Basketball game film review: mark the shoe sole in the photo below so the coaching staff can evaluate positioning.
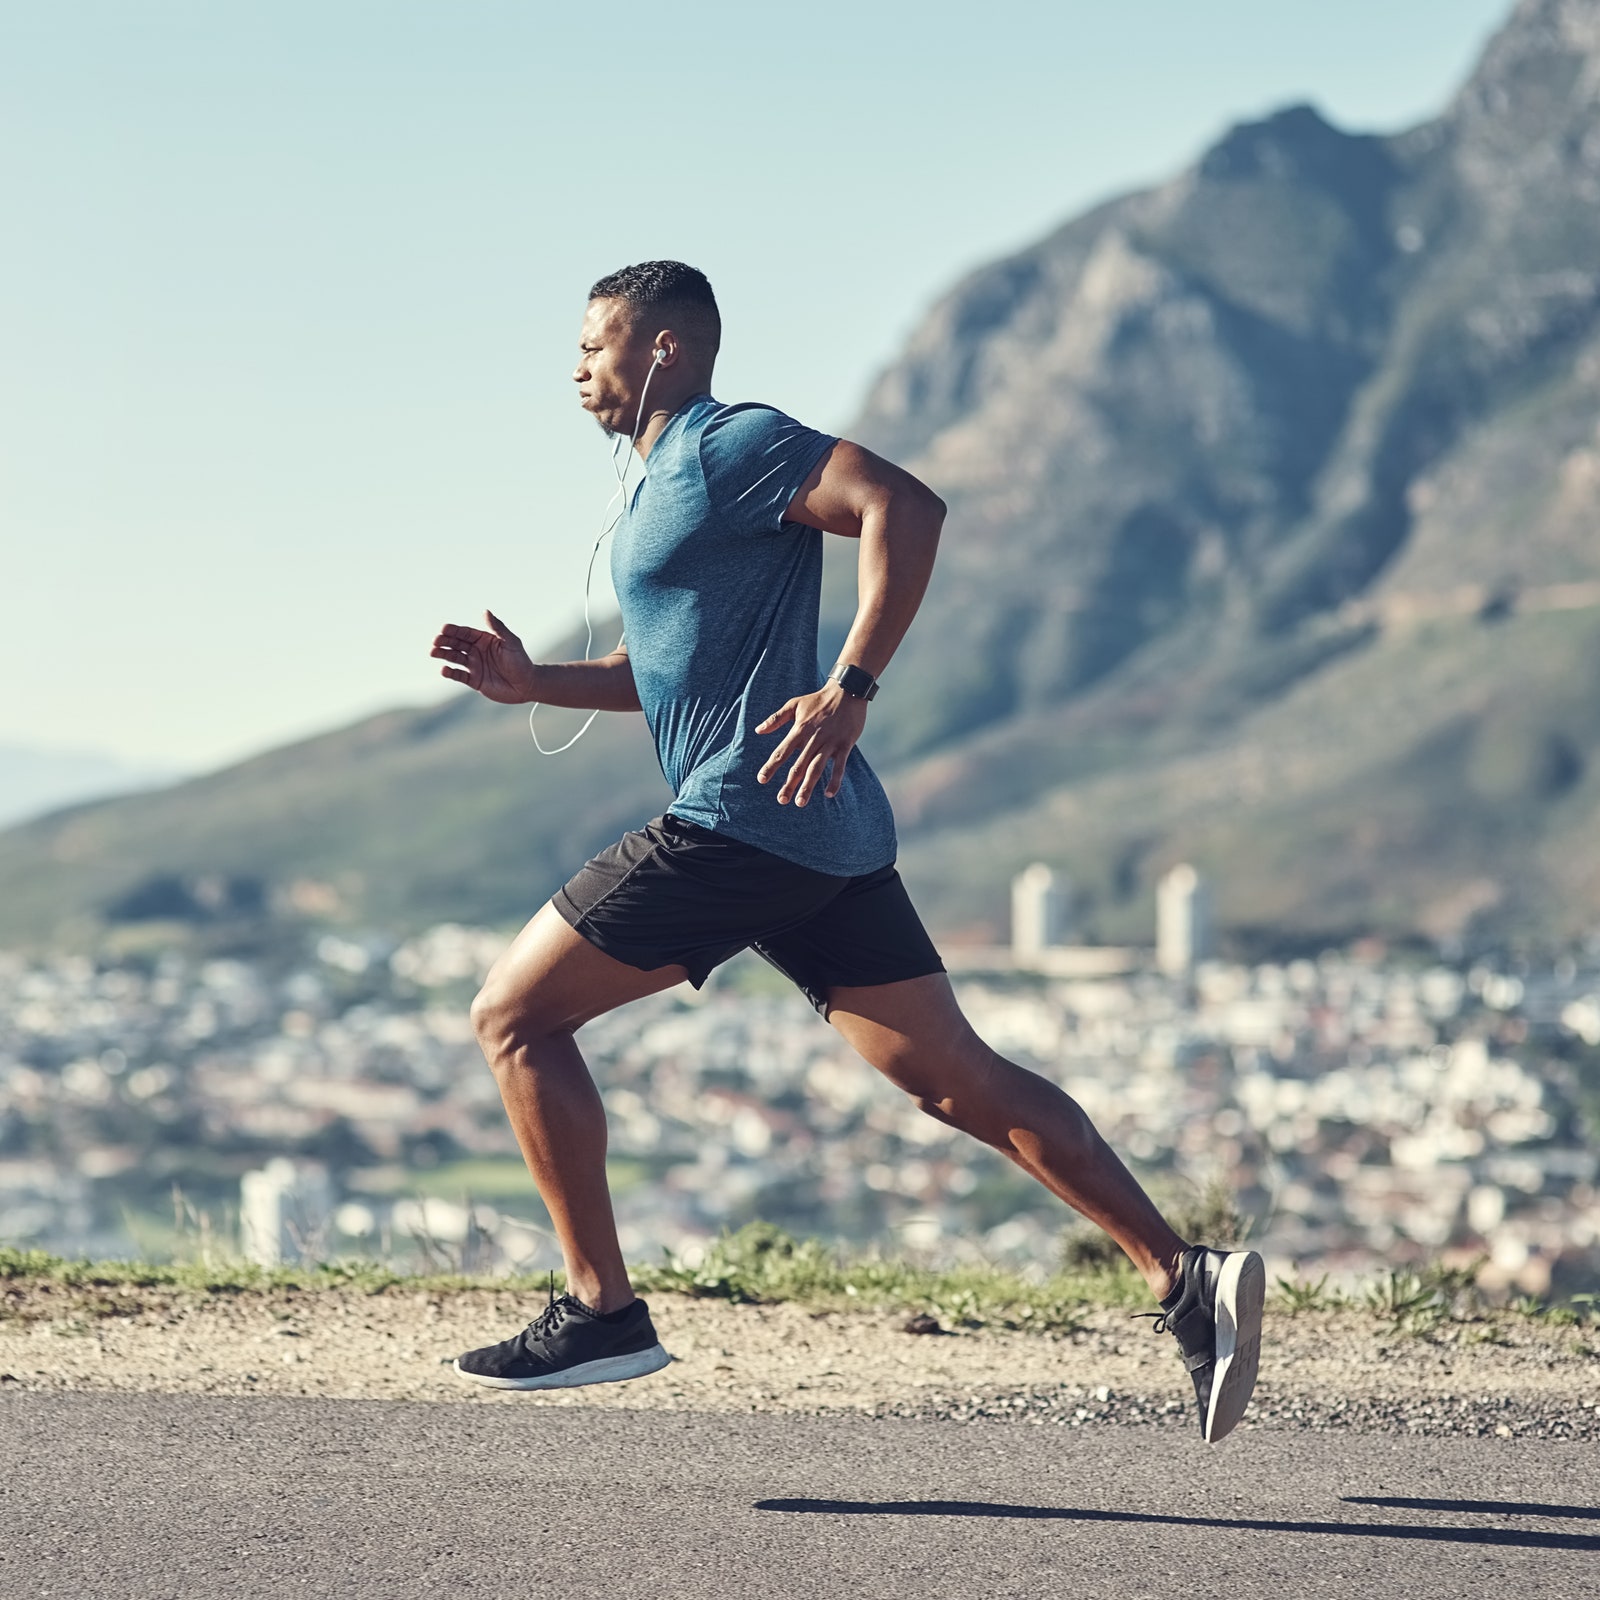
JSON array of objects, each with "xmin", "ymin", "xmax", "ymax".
[
  {"xmin": 453, "ymin": 1342, "xmax": 671, "ymax": 1392},
  {"xmin": 1204, "ymin": 1251, "xmax": 1264, "ymax": 1444}
]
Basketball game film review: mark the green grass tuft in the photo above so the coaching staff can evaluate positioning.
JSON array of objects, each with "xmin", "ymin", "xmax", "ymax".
[
  {"xmin": 0, "ymin": 1245, "xmax": 475, "ymax": 1297},
  {"xmin": 1272, "ymin": 1273, "xmax": 1346, "ymax": 1314},
  {"xmin": 631, "ymin": 1221, "xmax": 1143, "ymax": 1329}
]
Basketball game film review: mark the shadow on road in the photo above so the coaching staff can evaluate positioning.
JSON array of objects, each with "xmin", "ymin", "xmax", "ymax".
[
  {"xmin": 753, "ymin": 1499, "xmax": 1600, "ymax": 1552},
  {"xmin": 1343, "ymin": 1497, "xmax": 1600, "ymax": 1521}
]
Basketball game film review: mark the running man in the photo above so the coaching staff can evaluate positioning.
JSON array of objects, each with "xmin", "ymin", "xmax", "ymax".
[{"xmin": 429, "ymin": 260, "xmax": 1264, "ymax": 1442}]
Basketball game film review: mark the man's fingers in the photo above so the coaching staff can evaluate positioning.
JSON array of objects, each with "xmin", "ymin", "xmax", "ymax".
[
  {"xmin": 758, "ymin": 689, "xmax": 867, "ymax": 798},
  {"xmin": 759, "ymin": 725, "xmax": 806, "ymax": 782},
  {"xmin": 485, "ymin": 609, "xmax": 519, "ymax": 641},
  {"xmin": 440, "ymin": 666, "xmax": 473, "ymax": 686},
  {"xmin": 777, "ymin": 739, "xmax": 822, "ymax": 805},
  {"xmin": 792, "ymin": 751, "xmax": 829, "ymax": 808},
  {"xmin": 755, "ymin": 698, "xmax": 799, "ymax": 736},
  {"xmin": 777, "ymin": 757, "xmax": 810, "ymax": 804},
  {"xmin": 762, "ymin": 721, "xmax": 816, "ymax": 784}
]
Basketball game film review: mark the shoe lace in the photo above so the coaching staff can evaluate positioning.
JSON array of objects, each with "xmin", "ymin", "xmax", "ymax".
[
  {"xmin": 523, "ymin": 1272, "xmax": 572, "ymax": 1344},
  {"xmin": 1131, "ymin": 1310, "xmax": 1170, "ymax": 1335}
]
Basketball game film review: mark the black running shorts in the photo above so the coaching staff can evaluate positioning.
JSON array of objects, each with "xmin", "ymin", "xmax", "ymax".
[{"xmin": 552, "ymin": 814, "xmax": 945, "ymax": 1012}]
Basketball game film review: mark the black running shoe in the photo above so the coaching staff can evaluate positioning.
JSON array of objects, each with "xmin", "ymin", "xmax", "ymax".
[
  {"xmin": 1146, "ymin": 1245, "xmax": 1264, "ymax": 1443},
  {"xmin": 453, "ymin": 1286, "xmax": 670, "ymax": 1392}
]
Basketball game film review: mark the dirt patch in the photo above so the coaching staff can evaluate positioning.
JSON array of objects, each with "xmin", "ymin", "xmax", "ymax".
[{"xmin": 3, "ymin": 1281, "xmax": 1598, "ymax": 1438}]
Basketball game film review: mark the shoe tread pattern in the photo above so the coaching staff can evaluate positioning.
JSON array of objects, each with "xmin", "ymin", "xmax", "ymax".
[{"xmin": 1204, "ymin": 1251, "xmax": 1264, "ymax": 1443}]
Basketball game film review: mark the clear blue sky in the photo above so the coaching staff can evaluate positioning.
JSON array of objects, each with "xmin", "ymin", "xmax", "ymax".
[{"xmin": 3, "ymin": 0, "xmax": 1512, "ymax": 771}]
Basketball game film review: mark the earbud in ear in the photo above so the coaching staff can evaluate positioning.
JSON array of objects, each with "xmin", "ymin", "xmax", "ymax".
[{"xmin": 653, "ymin": 347, "xmax": 668, "ymax": 363}]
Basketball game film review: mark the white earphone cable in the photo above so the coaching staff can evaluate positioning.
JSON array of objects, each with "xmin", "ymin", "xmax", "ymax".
[{"xmin": 527, "ymin": 353, "xmax": 663, "ymax": 755}]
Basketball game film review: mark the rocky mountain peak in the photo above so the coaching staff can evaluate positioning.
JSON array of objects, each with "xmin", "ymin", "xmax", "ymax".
[
  {"xmin": 1195, "ymin": 102, "xmax": 1361, "ymax": 183},
  {"xmin": 1442, "ymin": 0, "xmax": 1600, "ymax": 195}
]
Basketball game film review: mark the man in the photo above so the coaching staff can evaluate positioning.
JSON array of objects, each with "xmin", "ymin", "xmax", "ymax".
[{"xmin": 429, "ymin": 260, "xmax": 1264, "ymax": 1442}]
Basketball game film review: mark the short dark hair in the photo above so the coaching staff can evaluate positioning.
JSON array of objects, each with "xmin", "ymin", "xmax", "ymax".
[{"xmin": 588, "ymin": 260, "xmax": 721, "ymax": 358}]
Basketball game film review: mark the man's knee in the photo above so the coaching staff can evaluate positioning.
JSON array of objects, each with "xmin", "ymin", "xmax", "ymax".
[
  {"xmin": 896, "ymin": 1050, "xmax": 1000, "ymax": 1135},
  {"xmin": 470, "ymin": 980, "xmax": 566, "ymax": 1065},
  {"xmin": 903, "ymin": 1052, "xmax": 1088, "ymax": 1150}
]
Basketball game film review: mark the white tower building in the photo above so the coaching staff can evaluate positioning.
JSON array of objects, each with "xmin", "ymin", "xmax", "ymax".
[
  {"xmin": 1011, "ymin": 863, "xmax": 1070, "ymax": 962},
  {"xmin": 241, "ymin": 1158, "xmax": 333, "ymax": 1266},
  {"xmin": 1156, "ymin": 863, "xmax": 1211, "ymax": 978}
]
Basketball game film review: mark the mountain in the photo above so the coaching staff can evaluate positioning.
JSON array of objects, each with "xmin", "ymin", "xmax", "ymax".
[
  {"xmin": 0, "ymin": 676, "xmax": 668, "ymax": 947},
  {"xmin": 846, "ymin": 0, "xmax": 1600, "ymax": 948},
  {"xmin": 4, "ymin": 0, "xmax": 1599, "ymax": 953}
]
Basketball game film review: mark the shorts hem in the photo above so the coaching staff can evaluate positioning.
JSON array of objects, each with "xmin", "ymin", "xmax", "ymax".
[
  {"xmin": 762, "ymin": 952, "xmax": 947, "ymax": 1015},
  {"xmin": 552, "ymin": 887, "xmax": 728, "ymax": 989}
]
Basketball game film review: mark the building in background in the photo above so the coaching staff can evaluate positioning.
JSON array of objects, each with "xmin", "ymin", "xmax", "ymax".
[
  {"xmin": 947, "ymin": 862, "xmax": 1139, "ymax": 977},
  {"xmin": 1157, "ymin": 864, "xmax": 1211, "ymax": 979},
  {"xmin": 1011, "ymin": 863, "xmax": 1070, "ymax": 962},
  {"xmin": 240, "ymin": 1158, "xmax": 333, "ymax": 1267}
]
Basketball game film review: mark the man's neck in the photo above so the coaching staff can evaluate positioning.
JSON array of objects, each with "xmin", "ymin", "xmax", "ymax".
[{"xmin": 634, "ymin": 385, "xmax": 710, "ymax": 459}]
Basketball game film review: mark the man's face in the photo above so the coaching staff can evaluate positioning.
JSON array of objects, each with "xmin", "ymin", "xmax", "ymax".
[{"xmin": 573, "ymin": 297, "xmax": 653, "ymax": 437}]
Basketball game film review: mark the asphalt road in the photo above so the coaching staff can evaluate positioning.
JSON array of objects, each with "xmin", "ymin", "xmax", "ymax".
[{"xmin": 2, "ymin": 1394, "xmax": 1596, "ymax": 1599}]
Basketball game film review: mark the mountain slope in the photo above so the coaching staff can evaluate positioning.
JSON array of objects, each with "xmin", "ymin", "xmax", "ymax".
[
  {"xmin": 0, "ymin": 690, "xmax": 668, "ymax": 944},
  {"xmin": 843, "ymin": 0, "xmax": 1600, "ymax": 946},
  {"xmin": 4, "ymin": 0, "xmax": 1599, "ymax": 952}
]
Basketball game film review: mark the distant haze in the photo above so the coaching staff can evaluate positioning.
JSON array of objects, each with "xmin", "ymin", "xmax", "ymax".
[{"xmin": 0, "ymin": 744, "xmax": 179, "ymax": 829}]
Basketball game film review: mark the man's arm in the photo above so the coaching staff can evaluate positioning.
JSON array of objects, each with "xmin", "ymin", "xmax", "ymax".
[
  {"xmin": 755, "ymin": 442, "xmax": 945, "ymax": 807},
  {"xmin": 430, "ymin": 611, "xmax": 642, "ymax": 711}
]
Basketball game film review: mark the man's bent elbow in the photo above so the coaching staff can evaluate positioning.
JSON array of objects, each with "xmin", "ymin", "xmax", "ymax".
[
  {"xmin": 877, "ymin": 475, "xmax": 945, "ymax": 535},
  {"xmin": 907, "ymin": 479, "xmax": 946, "ymax": 536}
]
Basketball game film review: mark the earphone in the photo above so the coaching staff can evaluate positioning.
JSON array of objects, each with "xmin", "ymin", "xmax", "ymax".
[{"xmin": 527, "ymin": 350, "xmax": 666, "ymax": 754}]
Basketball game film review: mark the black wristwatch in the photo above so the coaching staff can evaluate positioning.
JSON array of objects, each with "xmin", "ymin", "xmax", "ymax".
[{"xmin": 827, "ymin": 662, "xmax": 879, "ymax": 702}]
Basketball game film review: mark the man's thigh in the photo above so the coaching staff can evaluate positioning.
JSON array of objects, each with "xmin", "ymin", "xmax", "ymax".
[
  {"xmin": 754, "ymin": 863, "xmax": 945, "ymax": 1013},
  {"xmin": 824, "ymin": 972, "xmax": 989, "ymax": 1090},
  {"xmin": 477, "ymin": 902, "xmax": 689, "ymax": 1036}
]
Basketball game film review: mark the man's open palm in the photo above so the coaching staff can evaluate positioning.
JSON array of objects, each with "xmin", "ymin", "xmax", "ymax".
[{"xmin": 430, "ymin": 611, "xmax": 537, "ymax": 704}]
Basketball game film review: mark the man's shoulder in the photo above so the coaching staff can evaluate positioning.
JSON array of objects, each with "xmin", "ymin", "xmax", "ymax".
[
  {"xmin": 693, "ymin": 399, "xmax": 833, "ymax": 469},
  {"xmin": 676, "ymin": 399, "xmax": 837, "ymax": 531},
  {"xmin": 692, "ymin": 398, "xmax": 803, "ymax": 442}
]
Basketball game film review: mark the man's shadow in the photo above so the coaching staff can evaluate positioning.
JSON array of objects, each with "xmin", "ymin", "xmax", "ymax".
[{"xmin": 753, "ymin": 1496, "xmax": 1600, "ymax": 1552}]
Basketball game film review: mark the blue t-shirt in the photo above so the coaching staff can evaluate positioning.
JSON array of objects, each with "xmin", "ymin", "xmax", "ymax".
[{"xmin": 611, "ymin": 394, "xmax": 897, "ymax": 878}]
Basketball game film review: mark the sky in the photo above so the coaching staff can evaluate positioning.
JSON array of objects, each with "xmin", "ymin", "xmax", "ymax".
[{"xmin": 3, "ymin": 0, "xmax": 1513, "ymax": 775}]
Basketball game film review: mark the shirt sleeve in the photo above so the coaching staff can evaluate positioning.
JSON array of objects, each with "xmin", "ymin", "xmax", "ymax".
[{"xmin": 697, "ymin": 404, "xmax": 837, "ymax": 535}]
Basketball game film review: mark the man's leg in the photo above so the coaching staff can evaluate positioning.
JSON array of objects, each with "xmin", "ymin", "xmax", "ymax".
[
  {"xmin": 470, "ymin": 902, "xmax": 688, "ymax": 1311},
  {"xmin": 824, "ymin": 972, "xmax": 1188, "ymax": 1301}
]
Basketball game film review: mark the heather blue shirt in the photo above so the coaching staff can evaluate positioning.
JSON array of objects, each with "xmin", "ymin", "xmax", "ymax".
[{"xmin": 611, "ymin": 394, "xmax": 897, "ymax": 877}]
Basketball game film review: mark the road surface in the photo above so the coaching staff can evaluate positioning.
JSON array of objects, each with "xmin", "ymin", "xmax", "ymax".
[{"xmin": 2, "ymin": 1394, "xmax": 1595, "ymax": 1598}]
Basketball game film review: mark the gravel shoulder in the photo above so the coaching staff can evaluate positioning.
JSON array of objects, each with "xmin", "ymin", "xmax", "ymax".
[{"xmin": 4, "ymin": 1278, "xmax": 1599, "ymax": 1439}]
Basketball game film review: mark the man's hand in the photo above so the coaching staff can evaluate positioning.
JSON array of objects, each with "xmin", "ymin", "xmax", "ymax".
[
  {"xmin": 756, "ymin": 685, "xmax": 869, "ymax": 806},
  {"xmin": 430, "ymin": 611, "xmax": 538, "ymax": 704}
]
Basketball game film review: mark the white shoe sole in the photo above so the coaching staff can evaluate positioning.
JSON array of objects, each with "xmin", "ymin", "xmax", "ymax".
[
  {"xmin": 453, "ymin": 1342, "xmax": 671, "ymax": 1392},
  {"xmin": 1204, "ymin": 1251, "xmax": 1264, "ymax": 1444}
]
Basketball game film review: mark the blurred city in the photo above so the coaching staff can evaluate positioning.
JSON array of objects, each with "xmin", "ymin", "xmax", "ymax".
[{"xmin": 5, "ymin": 861, "xmax": 1598, "ymax": 1298}]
